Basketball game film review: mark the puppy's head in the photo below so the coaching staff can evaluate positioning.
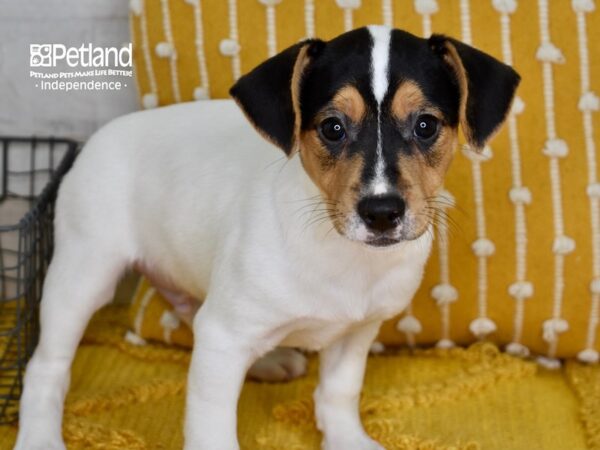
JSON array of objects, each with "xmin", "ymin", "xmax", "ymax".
[{"xmin": 230, "ymin": 26, "xmax": 520, "ymax": 248}]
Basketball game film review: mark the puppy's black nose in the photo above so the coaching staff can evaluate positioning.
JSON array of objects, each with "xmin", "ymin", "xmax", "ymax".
[{"xmin": 357, "ymin": 195, "xmax": 406, "ymax": 232}]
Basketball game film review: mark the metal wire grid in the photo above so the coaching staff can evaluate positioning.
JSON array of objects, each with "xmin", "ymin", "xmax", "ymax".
[{"xmin": 0, "ymin": 137, "xmax": 78, "ymax": 424}]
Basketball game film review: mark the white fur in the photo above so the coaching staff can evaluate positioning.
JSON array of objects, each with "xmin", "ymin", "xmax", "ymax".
[
  {"xmin": 368, "ymin": 25, "xmax": 391, "ymax": 104},
  {"xmin": 14, "ymin": 99, "xmax": 432, "ymax": 450},
  {"xmin": 367, "ymin": 25, "xmax": 392, "ymax": 196}
]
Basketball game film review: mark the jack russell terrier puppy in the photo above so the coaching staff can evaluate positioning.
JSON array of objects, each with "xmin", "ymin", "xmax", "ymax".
[{"xmin": 15, "ymin": 26, "xmax": 519, "ymax": 450}]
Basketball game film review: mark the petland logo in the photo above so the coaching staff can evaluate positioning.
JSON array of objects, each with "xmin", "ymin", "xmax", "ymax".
[
  {"xmin": 30, "ymin": 44, "xmax": 132, "ymax": 68},
  {"xmin": 30, "ymin": 43, "xmax": 133, "ymax": 92}
]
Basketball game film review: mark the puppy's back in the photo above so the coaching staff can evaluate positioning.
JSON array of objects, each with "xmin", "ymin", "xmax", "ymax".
[{"xmin": 53, "ymin": 100, "xmax": 282, "ymax": 285}]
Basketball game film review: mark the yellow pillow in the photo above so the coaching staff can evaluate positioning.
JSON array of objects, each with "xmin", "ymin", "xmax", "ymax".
[
  {"xmin": 129, "ymin": 278, "xmax": 193, "ymax": 348},
  {"xmin": 128, "ymin": 0, "xmax": 600, "ymax": 363}
]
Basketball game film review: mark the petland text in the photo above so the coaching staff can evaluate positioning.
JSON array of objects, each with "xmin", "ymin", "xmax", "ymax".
[{"xmin": 30, "ymin": 44, "xmax": 132, "ymax": 68}]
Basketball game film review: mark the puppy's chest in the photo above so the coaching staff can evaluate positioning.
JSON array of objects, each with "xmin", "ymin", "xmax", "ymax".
[{"xmin": 278, "ymin": 261, "xmax": 422, "ymax": 350}]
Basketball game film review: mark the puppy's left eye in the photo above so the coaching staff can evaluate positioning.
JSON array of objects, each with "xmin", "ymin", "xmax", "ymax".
[
  {"xmin": 413, "ymin": 114, "xmax": 439, "ymax": 140},
  {"xmin": 320, "ymin": 118, "xmax": 346, "ymax": 142}
]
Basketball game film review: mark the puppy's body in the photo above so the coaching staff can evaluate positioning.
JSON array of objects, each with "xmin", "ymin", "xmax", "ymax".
[
  {"xmin": 15, "ymin": 26, "xmax": 519, "ymax": 450},
  {"xmin": 66, "ymin": 98, "xmax": 430, "ymax": 347}
]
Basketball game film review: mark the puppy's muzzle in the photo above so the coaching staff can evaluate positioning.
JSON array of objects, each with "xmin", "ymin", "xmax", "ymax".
[{"xmin": 357, "ymin": 194, "xmax": 406, "ymax": 233}]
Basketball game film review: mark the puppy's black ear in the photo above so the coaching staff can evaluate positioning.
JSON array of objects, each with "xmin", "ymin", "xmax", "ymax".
[
  {"xmin": 429, "ymin": 34, "xmax": 520, "ymax": 150},
  {"xmin": 230, "ymin": 39, "xmax": 325, "ymax": 155}
]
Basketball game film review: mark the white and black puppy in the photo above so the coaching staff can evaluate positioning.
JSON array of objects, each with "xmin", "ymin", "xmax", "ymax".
[{"xmin": 15, "ymin": 26, "xmax": 519, "ymax": 450}]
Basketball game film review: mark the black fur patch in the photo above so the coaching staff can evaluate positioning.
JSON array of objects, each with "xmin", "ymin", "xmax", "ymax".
[
  {"xmin": 229, "ymin": 39, "xmax": 323, "ymax": 154},
  {"xmin": 230, "ymin": 27, "xmax": 520, "ymax": 176},
  {"xmin": 428, "ymin": 34, "xmax": 521, "ymax": 148}
]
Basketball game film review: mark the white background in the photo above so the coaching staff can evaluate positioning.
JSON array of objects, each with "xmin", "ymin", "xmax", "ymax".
[{"xmin": 0, "ymin": 0, "xmax": 139, "ymax": 141}]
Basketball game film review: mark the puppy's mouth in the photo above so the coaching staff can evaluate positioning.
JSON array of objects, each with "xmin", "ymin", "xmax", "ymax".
[
  {"xmin": 334, "ymin": 208, "xmax": 431, "ymax": 247},
  {"xmin": 364, "ymin": 236, "xmax": 401, "ymax": 247}
]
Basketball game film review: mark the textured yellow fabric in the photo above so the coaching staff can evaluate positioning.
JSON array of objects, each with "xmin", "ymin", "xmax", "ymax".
[
  {"xmin": 129, "ymin": 278, "xmax": 194, "ymax": 347},
  {"xmin": 1, "ymin": 305, "xmax": 598, "ymax": 449},
  {"xmin": 129, "ymin": 0, "xmax": 600, "ymax": 359}
]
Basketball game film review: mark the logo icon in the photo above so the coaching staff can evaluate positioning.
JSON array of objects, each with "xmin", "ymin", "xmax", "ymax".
[{"xmin": 30, "ymin": 44, "xmax": 52, "ymax": 67}]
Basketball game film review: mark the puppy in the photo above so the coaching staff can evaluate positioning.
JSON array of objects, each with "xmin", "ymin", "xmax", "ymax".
[{"xmin": 15, "ymin": 26, "xmax": 519, "ymax": 450}]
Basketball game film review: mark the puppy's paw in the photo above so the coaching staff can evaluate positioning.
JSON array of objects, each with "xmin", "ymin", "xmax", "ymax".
[
  {"xmin": 323, "ymin": 434, "xmax": 385, "ymax": 450},
  {"xmin": 13, "ymin": 434, "xmax": 66, "ymax": 450},
  {"xmin": 247, "ymin": 347, "xmax": 307, "ymax": 382}
]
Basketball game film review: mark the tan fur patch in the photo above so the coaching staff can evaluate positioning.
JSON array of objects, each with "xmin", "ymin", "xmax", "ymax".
[
  {"xmin": 396, "ymin": 127, "xmax": 457, "ymax": 236},
  {"xmin": 330, "ymin": 85, "xmax": 366, "ymax": 124},
  {"xmin": 440, "ymin": 42, "xmax": 474, "ymax": 149},
  {"xmin": 299, "ymin": 129, "xmax": 363, "ymax": 233},
  {"xmin": 389, "ymin": 79, "xmax": 458, "ymax": 236},
  {"xmin": 291, "ymin": 44, "xmax": 312, "ymax": 149},
  {"xmin": 297, "ymin": 85, "xmax": 369, "ymax": 232},
  {"xmin": 391, "ymin": 80, "xmax": 427, "ymax": 120}
]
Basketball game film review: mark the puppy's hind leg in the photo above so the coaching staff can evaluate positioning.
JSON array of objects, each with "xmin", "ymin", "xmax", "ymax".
[
  {"xmin": 247, "ymin": 347, "xmax": 307, "ymax": 382},
  {"xmin": 14, "ymin": 241, "xmax": 127, "ymax": 450}
]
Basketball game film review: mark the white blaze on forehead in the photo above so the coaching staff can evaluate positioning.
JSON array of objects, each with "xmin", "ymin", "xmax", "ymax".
[
  {"xmin": 368, "ymin": 25, "xmax": 392, "ymax": 104},
  {"xmin": 367, "ymin": 25, "xmax": 392, "ymax": 195}
]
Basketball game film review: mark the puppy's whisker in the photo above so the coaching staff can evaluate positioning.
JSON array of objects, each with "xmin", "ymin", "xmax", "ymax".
[{"xmin": 418, "ymin": 208, "xmax": 464, "ymax": 241}]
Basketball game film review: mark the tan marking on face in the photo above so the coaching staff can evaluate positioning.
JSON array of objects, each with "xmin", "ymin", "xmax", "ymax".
[
  {"xmin": 391, "ymin": 80, "xmax": 427, "ymax": 120},
  {"xmin": 441, "ymin": 42, "xmax": 475, "ymax": 149},
  {"xmin": 330, "ymin": 85, "xmax": 366, "ymax": 124},
  {"xmin": 397, "ymin": 127, "xmax": 457, "ymax": 237},
  {"xmin": 387, "ymin": 79, "xmax": 458, "ymax": 237},
  {"xmin": 299, "ymin": 128, "xmax": 364, "ymax": 234},
  {"xmin": 297, "ymin": 85, "xmax": 369, "ymax": 234},
  {"xmin": 290, "ymin": 44, "xmax": 312, "ymax": 147}
]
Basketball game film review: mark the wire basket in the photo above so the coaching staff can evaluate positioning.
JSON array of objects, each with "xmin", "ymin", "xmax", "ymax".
[{"xmin": 0, "ymin": 137, "xmax": 78, "ymax": 424}]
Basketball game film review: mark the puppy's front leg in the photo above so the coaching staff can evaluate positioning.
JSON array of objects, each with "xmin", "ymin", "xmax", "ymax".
[
  {"xmin": 314, "ymin": 321, "xmax": 384, "ymax": 450},
  {"xmin": 184, "ymin": 308, "xmax": 272, "ymax": 450}
]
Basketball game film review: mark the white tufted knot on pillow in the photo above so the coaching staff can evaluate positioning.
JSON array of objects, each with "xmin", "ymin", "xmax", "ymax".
[
  {"xmin": 436, "ymin": 339, "xmax": 455, "ymax": 349},
  {"xmin": 431, "ymin": 283, "xmax": 459, "ymax": 305},
  {"xmin": 579, "ymin": 91, "xmax": 600, "ymax": 111},
  {"xmin": 160, "ymin": 310, "xmax": 181, "ymax": 330},
  {"xmin": 536, "ymin": 356, "xmax": 562, "ymax": 370},
  {"xmin": 553, "ymin": 235, "xmax": 576, "ymax": 255},
  {"xmin": 155, "ymin": 42, "xmax": 174, "ymax": 58},
  {"xmin": 219, "ymin": 39, "xmax": 241, "ymax": 56},
  {"xmin": 590, "ymin": 278, "xmax": 600, "ymax": 295},
  {"xmin": 492, "ymin": 0, "xmax": 517, "ymax": 14},
  {"xmin": 578, "ymin": 348, "xmax": 600, "ymax": 363},
  {"xmin": 472, "ymin": 238, "xmax": 496, "ymax": 257},
  {"xmin": 508, "ymin": 281, "xmax": 534, "ymax": 300},
  {"xmin": 511, "ymin": 95, "xmax": 526, "ymax": 115},
  {"xmin": 335, "ymin": 0, "xmax": 361, "ymax": 9},
  {"xmin": 572, "ymin": 0, "xmax": 596, "ymax": 13},
  {"xmin": 124, "ymin": 330, "xmax": 147, "ymax": 346},
  {"xmin": 437, "ymin": 188, "xmax": 455, "ymax": 207},
  {"xmin": 414, "ymin": 0, "xmax": 439, "ymax": 14},
  {"xmin": 462, "ymin": 145, "xmax": 493, "ymax": 162},
  {"xmin": 370, "ymin": 341, "xmax": 385, "ymax": 354},
  {"xmin": 259, "ymin": 0, "xmax": 282, "ymax": 5},
  {"xmin": 129, "ymin": 0, "xmax": 142, "ymax": 15},
  {"xmin": 505, "ymin": 342, "xmax": 530, "ymax": 358},
  {"xmin": 587, "ymin": 183, "xmax": 600, "ymax": 198},
  {"xmin": 396, "ymin": 315, "xmax": 423, "ymax": 334},
  {"xmin": 542, "ymin": 138, "xmax": 569, "ymax": 158},
  {"xmin": 509, "ymin": 186, "xmax": 532, "ymax": 205},
  {"xmin": 142, "ymin": 93, "xmax": 158, "ymax": 109},
  {"xmin": 193, "ymin": 87, "xmax": 209, "ymax": 100},
  {"xmin": 184, "ymin": 0, "xmax": 199, "ymax": 5},
  {"xmin": 542, "ymin": 318, "xmax": 569, "ymax": 343},
  {"xmin": 469, "ymin": 317, "xmax": 497, "ymax": 337},
  {"xmin": 536, "ymin": 42, "xmax": 565, "ymax": 63}
]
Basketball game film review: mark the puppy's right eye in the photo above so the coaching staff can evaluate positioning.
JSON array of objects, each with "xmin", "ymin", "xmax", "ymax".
[
  {"xmin": 413, "ymin": 114, "xmax": 439, "ymax": 140},
  {"xmin": 320, "ymin": 118, "xmax": 346, "ymax": 142}
]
